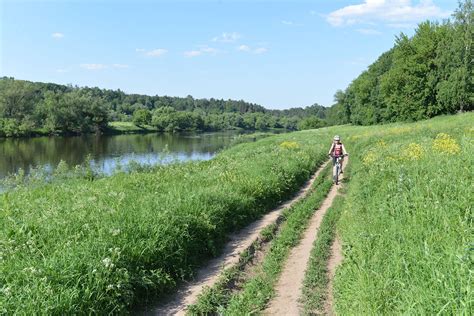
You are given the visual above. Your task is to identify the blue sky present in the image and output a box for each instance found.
[1,0,457,109]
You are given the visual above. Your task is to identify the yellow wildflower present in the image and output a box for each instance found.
[432,133,461,155]
[377,140,387,148]
[279,141,300,149]
[363,151,377,166]
[402,143,424,160]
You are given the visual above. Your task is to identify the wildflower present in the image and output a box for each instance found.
[23,267,39,274]
[403,143,424,160]
[110,228,121,236]
[102,257,114,269]
[377,140,387,148]
[279,141,300,149]
[363,151,377,166]
[1,287,11,297]
[432,133,461,155]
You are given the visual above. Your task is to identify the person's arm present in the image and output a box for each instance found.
[341,144,348,155]
[328,143,334,155]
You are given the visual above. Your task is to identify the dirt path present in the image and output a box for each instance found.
[140,161,329,315]
[324,236,343,316]
[264,160,346,316]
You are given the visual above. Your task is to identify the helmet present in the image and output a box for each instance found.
[333,135,340,141]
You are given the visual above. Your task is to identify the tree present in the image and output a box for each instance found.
[298,116,327,130]
[133,109,152,127]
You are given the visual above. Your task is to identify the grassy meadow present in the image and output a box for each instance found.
[0,112,471,314]
[334,113,473,314]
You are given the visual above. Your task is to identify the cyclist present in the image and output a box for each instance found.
[328,135,348,172]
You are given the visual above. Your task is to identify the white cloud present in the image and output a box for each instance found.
[237,45,268,54]
[51,32,64,39]
[238,45,251,52]
[56,68,69,73]
[212,32,241,43]
[184,46,219,57]
[184,50,202,57]
[145,49,168,57]
[356,28,383,35]
[327,0,450,27]
[136,48,168,57]
[80,64,107,70]
[282,20,303,27]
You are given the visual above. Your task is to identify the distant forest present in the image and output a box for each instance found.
[329,0,473,125]
[0,77,328,137]
[1,1,471,137]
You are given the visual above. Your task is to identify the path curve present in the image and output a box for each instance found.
[140,160,330,315]
[264,159,347,315]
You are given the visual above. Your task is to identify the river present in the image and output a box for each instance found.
[0,131,262,180]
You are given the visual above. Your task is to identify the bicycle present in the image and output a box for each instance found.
[330,154,347,185]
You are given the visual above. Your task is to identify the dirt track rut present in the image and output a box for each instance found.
[140,161,330,315]
[264,159,346,315]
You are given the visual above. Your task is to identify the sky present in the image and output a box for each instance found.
[0,0,458,109]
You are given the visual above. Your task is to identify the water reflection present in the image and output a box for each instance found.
[0,131,244,178]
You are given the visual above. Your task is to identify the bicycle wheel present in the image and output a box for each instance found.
[335,164,339,185]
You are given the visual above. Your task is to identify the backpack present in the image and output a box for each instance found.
[334,143,343,156]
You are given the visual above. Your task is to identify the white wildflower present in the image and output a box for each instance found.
[1,287,11,296]
[102,257,114,269]
[110,228,121,236]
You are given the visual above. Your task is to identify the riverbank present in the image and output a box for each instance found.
[0,128,331,314]
[0,121,290,138]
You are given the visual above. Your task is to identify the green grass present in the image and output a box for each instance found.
[107,121,156,133]
[222,164,333,314]
[0,130,332,314]
[333,113,473,314]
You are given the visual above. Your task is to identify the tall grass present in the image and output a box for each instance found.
[0,130,332,314]
[334,113,473,314]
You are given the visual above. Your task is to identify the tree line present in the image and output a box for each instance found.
[0,77,328,137]
[328,0,473,126]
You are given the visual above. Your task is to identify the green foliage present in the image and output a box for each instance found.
[298,116,327,130]
[330,0,473,126]
[132,109,152,127]
[0,77,330,136]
